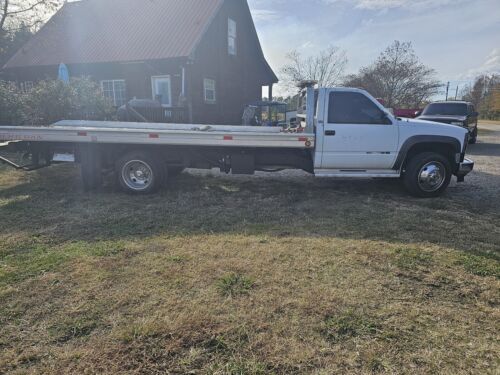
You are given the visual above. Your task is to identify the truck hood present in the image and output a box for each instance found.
[398,118,468,143]
[417,115,467,123]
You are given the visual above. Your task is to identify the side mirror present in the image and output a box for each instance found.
[472,111,479,117]
[414,111,422,117]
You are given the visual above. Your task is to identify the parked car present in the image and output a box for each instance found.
[417,101,479,144]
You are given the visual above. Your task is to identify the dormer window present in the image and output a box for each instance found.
[228,18,237,56]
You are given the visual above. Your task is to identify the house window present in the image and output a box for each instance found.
[228,18,237,56]
[151,76,172,107]
[204,79,216,103]
[101,80,127,106]
[20,81,34,93]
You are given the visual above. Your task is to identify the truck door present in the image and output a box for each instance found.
[320,90,399,170]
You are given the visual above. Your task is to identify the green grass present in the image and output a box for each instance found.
[393,247,434,270]
[459,253,500,278]
[48,312,101,343]
[0,164,498,374]
[217,273,255,297]
[323,310,379,343]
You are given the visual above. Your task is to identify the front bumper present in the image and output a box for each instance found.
[456,158,474,182]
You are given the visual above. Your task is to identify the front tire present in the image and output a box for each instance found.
[115,151,165,194]
[403,152,451,198]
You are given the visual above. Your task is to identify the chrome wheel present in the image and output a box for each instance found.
[418,161,446,192]
[121,160,154,191]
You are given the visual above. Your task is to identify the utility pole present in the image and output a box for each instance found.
[445,82,450,101]
[455,85,459,100]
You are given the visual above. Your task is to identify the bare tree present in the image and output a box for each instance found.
[462,74,500,119]
[280,46,347,93]
[0,0,62,67]
[344,41,442,108]
[0,0,61,34]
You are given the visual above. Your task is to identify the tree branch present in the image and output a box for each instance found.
[0,0,10,32]
[7,0,49,16]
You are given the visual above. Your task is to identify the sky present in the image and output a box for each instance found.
[248,0,500,97]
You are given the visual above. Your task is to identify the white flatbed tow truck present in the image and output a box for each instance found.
[0,86,474,197]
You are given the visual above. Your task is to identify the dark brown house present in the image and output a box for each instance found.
[2,0,278,124]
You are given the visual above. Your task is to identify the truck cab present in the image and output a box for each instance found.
[304,87,474,197]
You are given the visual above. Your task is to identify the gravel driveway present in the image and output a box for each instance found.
[464,122,500,202]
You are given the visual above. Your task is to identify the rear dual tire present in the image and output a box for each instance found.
[116,151,165,194]
[403,152,451,198]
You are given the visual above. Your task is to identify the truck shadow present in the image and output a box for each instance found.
[467,142,500,157]
[0,165,499,259]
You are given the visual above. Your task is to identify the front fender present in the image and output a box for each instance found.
[393,135,462,170]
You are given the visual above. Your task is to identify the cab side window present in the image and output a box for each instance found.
[328,92,391,125]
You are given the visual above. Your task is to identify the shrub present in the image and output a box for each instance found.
[70,78,116,121]
[24,78,115,125]
[0,77,115,126]
[24,79,74,125]
[0,80,26,125]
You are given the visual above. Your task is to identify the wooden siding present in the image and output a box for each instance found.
[188,0,273,125]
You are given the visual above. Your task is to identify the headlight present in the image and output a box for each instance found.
[451,121,463,126]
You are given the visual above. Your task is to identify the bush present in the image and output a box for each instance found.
[0,81,26,125]
[71,78,116,121]
[0,77,115,126]
[24,80,74,125]
[24,78,115,125]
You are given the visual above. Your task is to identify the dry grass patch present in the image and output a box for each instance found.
[0,162,499,374]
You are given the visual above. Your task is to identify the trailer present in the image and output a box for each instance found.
[0,87,474,197]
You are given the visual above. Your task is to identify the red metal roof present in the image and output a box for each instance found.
[4,0,224,68]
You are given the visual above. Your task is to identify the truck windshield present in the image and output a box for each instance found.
[422,103,467,116]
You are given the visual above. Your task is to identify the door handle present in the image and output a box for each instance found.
[325,130,336,136]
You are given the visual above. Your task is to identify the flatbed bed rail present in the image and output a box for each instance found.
[0,121,315,149]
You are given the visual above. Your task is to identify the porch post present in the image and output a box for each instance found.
[268,84,273,124]
[184,60,194,123]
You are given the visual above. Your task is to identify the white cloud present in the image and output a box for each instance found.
[251,9,281,22]
[324,0,467,11]
[461,48,500,79]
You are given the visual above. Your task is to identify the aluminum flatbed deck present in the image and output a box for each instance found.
[0,121,315,149]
